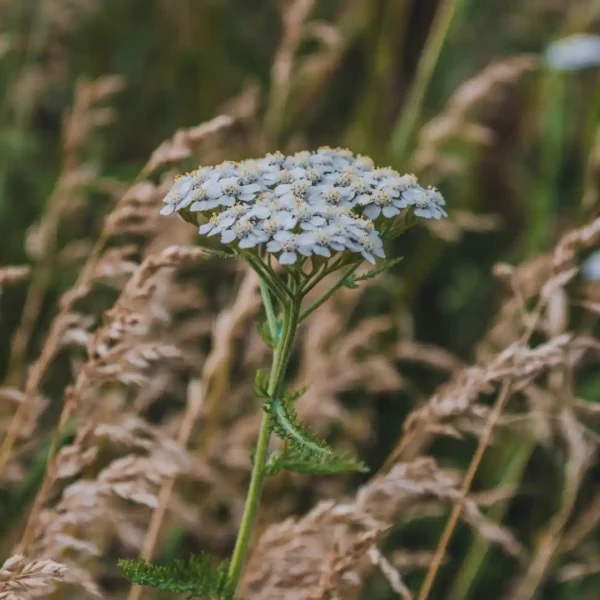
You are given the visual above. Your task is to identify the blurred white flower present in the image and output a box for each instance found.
[582,250,600,281]
[545,34,600,71]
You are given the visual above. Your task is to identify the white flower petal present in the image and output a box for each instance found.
[220,216,237,228]
[393,198,409,209]
[239,236,258,249]
[204,182,223,198]
[313,245,331,257]
[190,200,208,212]
[221,229,237,243]
[382,205,400,218]
[363,205,381,220]
[300,222,317,231]
[279,251,298,265]
[253,232,270,243]
[267,241,283,252]
[402,188,426,205]
[242,183,262,193]
[297,232,317,245]
[362,251,376,264]
[274,230,294,243]
[250,206,271,219]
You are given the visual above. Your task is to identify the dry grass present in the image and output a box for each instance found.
[0,554,66,600]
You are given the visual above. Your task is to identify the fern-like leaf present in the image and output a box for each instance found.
[267,442,368,475]
[264,393,368,475]
[266,393,329,455]
[118,553,231,599]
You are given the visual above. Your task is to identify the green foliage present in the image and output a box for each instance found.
[266,442,368,476]
[264,390,368,476]
[256,320,276,349]
[253,368,270,399]
[202,248,237,259]
[118,554,231,599]
[344,257,404,289]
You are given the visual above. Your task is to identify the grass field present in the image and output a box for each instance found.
[1,1,600,599]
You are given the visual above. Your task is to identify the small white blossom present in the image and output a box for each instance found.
[160,175,198,215]
[266,231,306,264]
[362,190,400,220]
[398,187,447,219]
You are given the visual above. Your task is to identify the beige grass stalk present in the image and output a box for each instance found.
[0,204,116,480]
[263,0,316,145]
[417,298,547,600]
[5,75,123,384]
[417,378,513,600]
[5,187,72,384]
[16,387,76,553]
[510,360,589,600]
[0,554,66,598]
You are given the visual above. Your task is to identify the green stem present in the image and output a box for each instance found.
[225,292,300,597]
[299,255,352,301]
[300,263,360,322]
[245,254,290,303]
[259,281,278,338]
[525,68,564,255]
[390,0,467,163]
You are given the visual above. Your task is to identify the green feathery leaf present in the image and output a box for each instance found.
[266,393,329,454]
[287,385,309,403]
[266,443,368,475]
[264,392,368,475]
[118,553,231,599]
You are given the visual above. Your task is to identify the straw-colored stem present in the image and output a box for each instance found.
[417,378,513,600]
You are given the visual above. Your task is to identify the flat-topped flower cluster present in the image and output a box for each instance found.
[161,147,446,265]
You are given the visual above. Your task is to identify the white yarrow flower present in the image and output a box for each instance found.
[161,147,447,267]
